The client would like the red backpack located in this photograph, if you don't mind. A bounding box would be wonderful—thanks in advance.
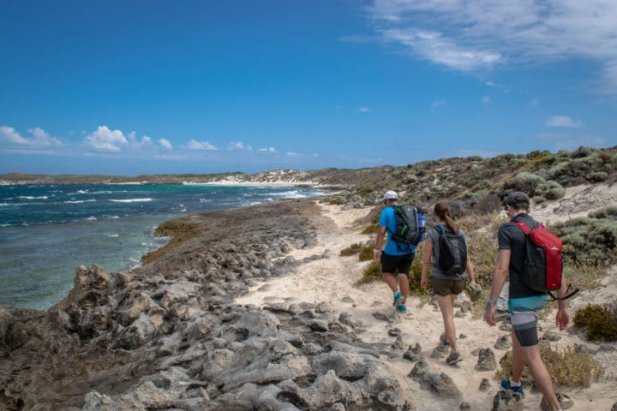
[514,220,578,300]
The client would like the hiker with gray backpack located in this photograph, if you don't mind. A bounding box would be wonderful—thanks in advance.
[374,190,425,314]
[421,200,477,366]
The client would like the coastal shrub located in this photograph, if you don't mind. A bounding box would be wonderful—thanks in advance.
[358,245,374,261]
[552,217,617,268]
[535,180,565,200]
[589,206,617,220]
[573,304,617,341]
[340,242,363,256]
[357,261,382,284]
[548,149,615,186]
[503,172,545,195]
[588,171,608,182]
[497,343,604,387]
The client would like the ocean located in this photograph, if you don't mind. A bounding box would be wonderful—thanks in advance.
[0,183,323,310]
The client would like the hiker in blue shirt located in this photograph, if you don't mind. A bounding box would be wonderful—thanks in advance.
[373,191,416,314]
[484,192,570,411]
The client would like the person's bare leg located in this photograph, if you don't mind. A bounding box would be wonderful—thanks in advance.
[436,294,457,352]
[510,329,526,383]
[523,345,561,410]
[398,274,410,304]
[382,273,398,293]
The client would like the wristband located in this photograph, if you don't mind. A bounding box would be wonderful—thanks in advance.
[486,299,496,306]
[373,249,381,252]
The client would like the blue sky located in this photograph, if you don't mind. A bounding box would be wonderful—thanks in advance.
[1,0,616,175]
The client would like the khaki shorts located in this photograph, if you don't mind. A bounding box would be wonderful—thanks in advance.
[431,278,465,296]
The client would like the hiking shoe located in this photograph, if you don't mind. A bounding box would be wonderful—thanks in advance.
[396,304,407,314]
[446,351,463,366]
[500,380,524,396]
[393,291,402,306]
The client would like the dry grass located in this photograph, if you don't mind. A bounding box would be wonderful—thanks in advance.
[339,242,363,256]
[358,244,374,261]
[497,342,604,387]
[360,224,380,235]
[356,261,382,284]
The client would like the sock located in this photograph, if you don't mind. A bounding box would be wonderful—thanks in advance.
[510,380,521,387]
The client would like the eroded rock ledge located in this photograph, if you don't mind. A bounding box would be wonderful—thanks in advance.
[0,200,413,410]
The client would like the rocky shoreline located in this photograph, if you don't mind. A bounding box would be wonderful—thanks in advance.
[0,199,415,410]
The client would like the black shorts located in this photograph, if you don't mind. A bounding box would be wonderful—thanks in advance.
[380,252,415,277]
[431,278,465,296]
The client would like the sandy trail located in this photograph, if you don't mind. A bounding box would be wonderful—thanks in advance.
[236,187,617,410]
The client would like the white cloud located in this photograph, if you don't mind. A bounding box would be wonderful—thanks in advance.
[28,128,63,146]
[0,126,30,145]
[0,126,62,147]
[159,138,172,150]
[286,151,301,157]
[546,115,581,128]
[359,106,371,113]
[528,97,540,107]
[366,0,617,89]
[381,28,501,71]
[227,141,253,151]
[257,147,277,153]
[84,126,129,152]
[481,96,491,104]
[186,139,217,151]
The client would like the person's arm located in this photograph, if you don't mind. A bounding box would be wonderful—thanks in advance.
[556,275,570,331]
[373,226,386,262]
[466,258,476,283]
[421,238,432,290]
[484,249,511,326]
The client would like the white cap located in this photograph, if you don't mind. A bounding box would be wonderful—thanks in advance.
[383,190,398,201]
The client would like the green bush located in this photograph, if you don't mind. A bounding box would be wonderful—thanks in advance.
[589,206,617,220]
[588,171,608,182]
[573,304,617,341]
[536,180,565,200]
[502,172,545,195]
[552,217,617,267]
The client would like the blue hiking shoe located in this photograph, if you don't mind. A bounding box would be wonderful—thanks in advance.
[500,380,524,396]
[396,304,407,314]
[393,291,402,306]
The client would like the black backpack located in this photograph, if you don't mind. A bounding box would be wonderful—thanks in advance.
[436,225,467,275]
[389,205,425,247]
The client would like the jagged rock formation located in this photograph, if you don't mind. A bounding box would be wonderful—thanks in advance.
[0,201,414,410]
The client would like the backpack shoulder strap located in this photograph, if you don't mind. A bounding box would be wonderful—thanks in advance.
[513,219,532,235]
[436,224,446,237]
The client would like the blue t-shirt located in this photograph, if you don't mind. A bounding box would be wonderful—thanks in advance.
[378,206,416,256]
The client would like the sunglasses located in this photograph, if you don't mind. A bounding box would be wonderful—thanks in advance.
[503,204,510,211]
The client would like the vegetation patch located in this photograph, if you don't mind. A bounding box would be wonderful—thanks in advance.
[497,343,604,387]
[357,261,382,284]
[552,216,617,268]
[340,242,363,256]
[358,244,375,261]
[573,303,617,342]
[360,224,379,235]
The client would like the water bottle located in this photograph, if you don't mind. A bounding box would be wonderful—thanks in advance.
[417,211,426,242]
[418,211,426,229]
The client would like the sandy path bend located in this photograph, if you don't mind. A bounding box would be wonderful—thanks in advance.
[236,202,617,410]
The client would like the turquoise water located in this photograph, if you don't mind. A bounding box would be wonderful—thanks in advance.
[0,183,321,309]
